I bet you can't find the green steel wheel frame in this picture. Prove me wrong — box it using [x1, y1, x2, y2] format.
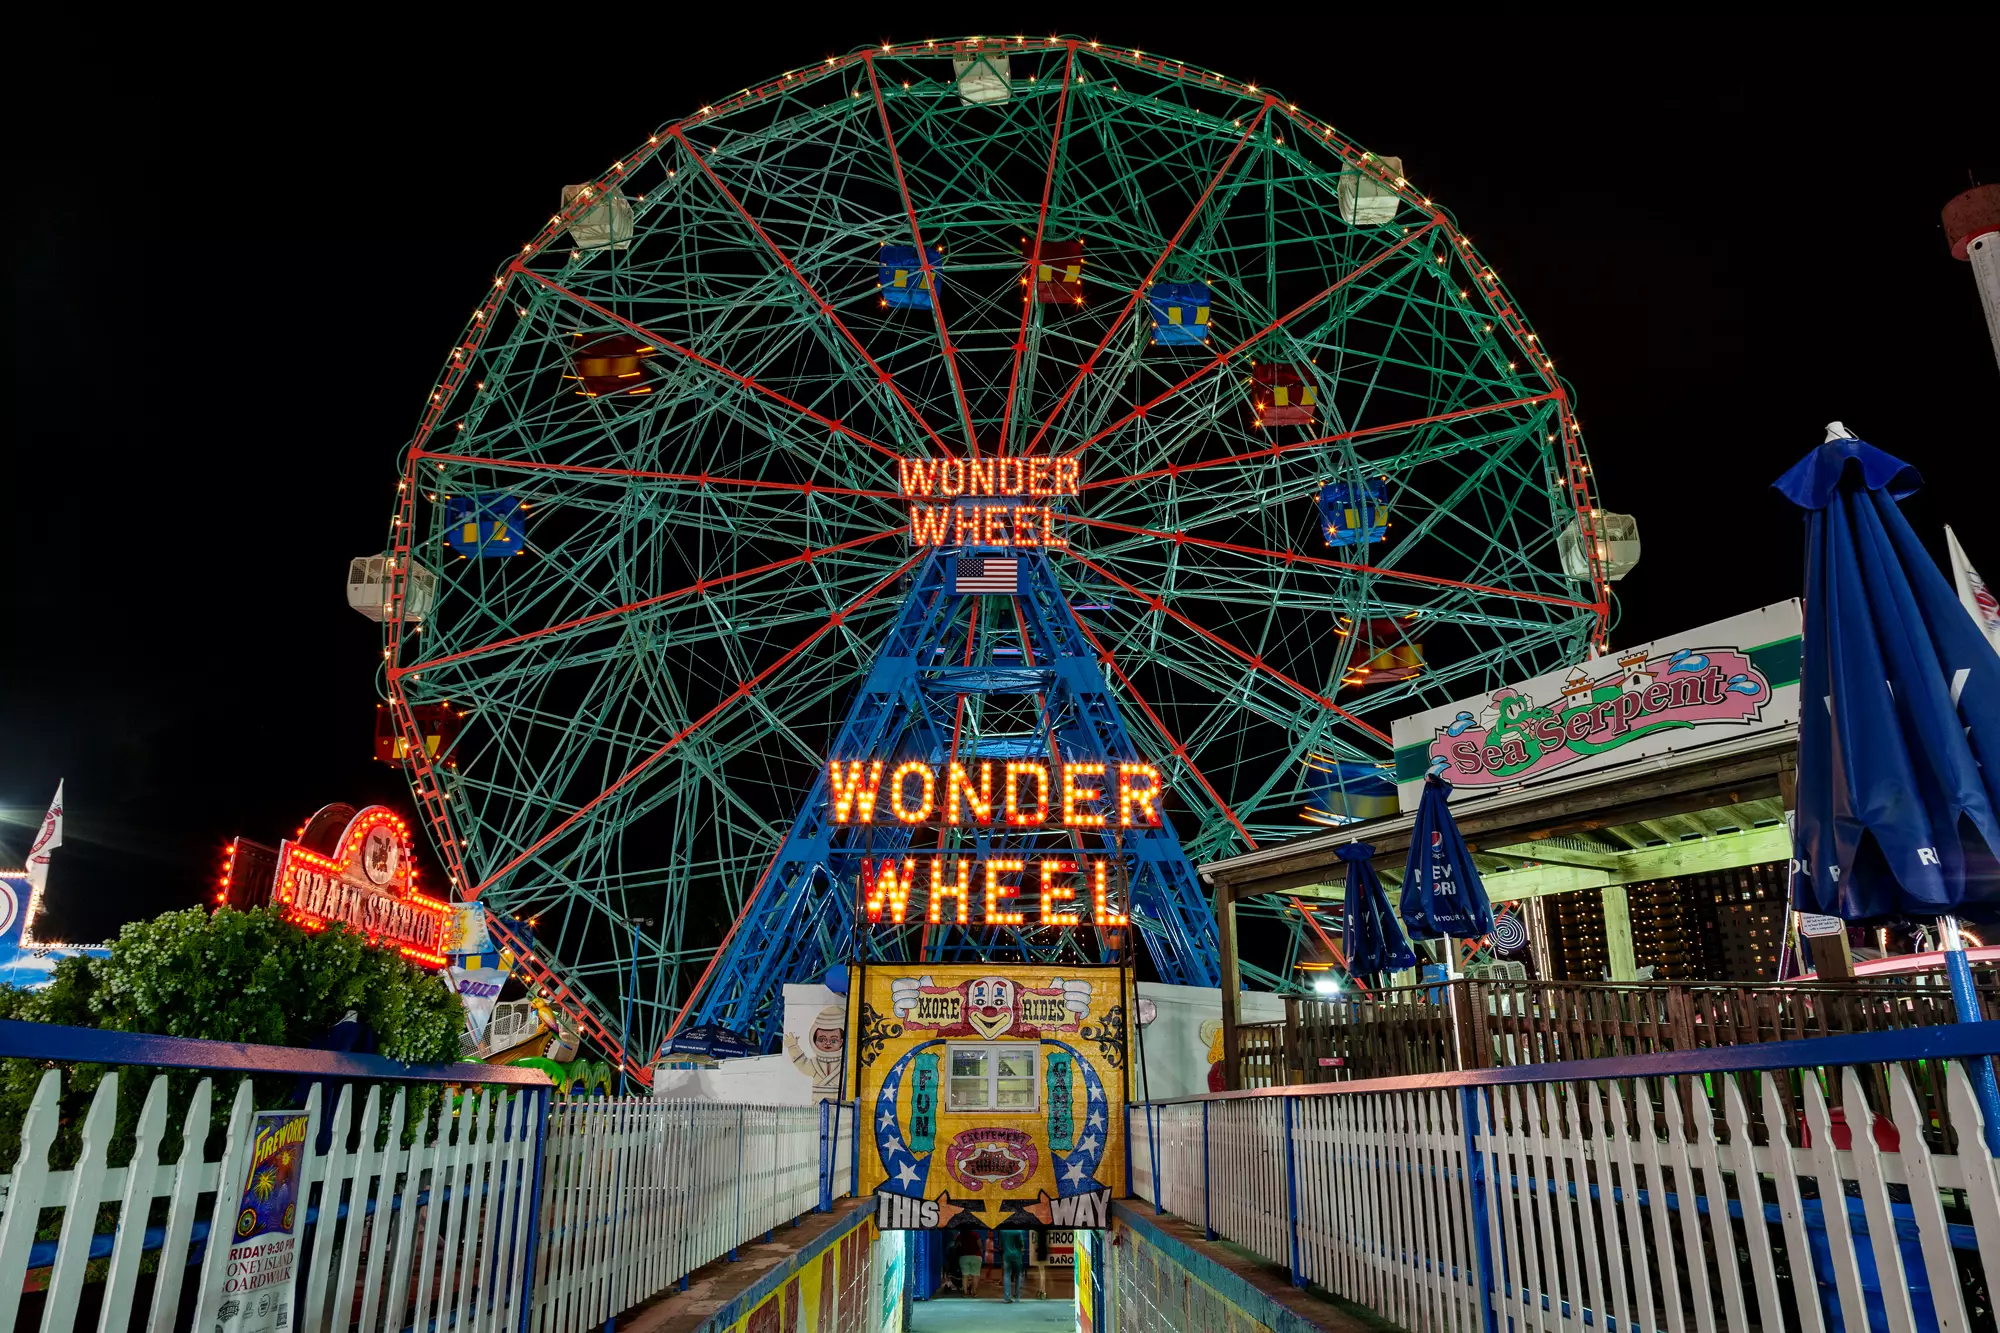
[376, 36, 1615, 1075]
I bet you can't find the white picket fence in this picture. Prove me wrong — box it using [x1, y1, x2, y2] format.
[0, 1067, 543, 1333]
[528, 1100, 839, 1333]
[0, 1057, 856, 1333]
[1132, 1043, 2000, 1333]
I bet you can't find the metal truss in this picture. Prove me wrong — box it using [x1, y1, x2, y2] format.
[682, 548, 1222, 1044]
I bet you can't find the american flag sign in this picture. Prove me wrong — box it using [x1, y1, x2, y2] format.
[954, 556, 1021, 594]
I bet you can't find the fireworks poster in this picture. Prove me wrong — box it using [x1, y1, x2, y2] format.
[214, 1111, 309, 1333]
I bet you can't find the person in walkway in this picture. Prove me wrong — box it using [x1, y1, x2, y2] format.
[956, 1229, 984, 1297]
[1000, 1229, 1028, 1303]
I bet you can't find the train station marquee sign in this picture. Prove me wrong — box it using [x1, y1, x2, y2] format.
[271, 806, 451, 968]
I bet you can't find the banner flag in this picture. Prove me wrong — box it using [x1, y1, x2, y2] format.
[24, 781, 62, 897]
[1947, 526, 2000, 658]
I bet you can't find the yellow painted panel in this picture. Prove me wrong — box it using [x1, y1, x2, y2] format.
[856, 964, 1124, 1231]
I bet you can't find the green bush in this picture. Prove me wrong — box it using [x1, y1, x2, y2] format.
[0, 906, 467, 1165]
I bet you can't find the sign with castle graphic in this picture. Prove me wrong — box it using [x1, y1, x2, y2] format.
[854, 964, 1124, 1231]
[1391, 602, 1802, 811]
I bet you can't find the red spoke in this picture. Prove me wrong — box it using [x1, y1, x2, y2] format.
[510, 267, 903, 461]
[866, 55, 979, 455]
[1081, 393, 1560, 493]
[671, 128, 956, 457]
[1068, 552, 1391, 745]
[1022, 98, 1274, 458]
[393, 526, 904, 678]
[999, 42, 1077, 452]
[1069, 617, 1258, 848]
[410, 449, 903, 503]
[465, 552, 923, 900]
[1059, 222, 1440, 460]
[1070, 516, 1603, 613]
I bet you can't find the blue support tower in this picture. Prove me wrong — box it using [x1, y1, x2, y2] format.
[681, 546, 1221, 1047]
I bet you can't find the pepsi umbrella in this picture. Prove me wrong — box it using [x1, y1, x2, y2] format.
[1339, 843, 1418, 982]
[1775, 426, 2000, 922]
[1400, 775, 1495, 942]
[1775, 424, 2000, 1146]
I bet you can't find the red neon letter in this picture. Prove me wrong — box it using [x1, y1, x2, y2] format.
[828, 760, 884, 823]
[889, 761, 936, 823]
[1118, 763, 1164, 827]
[929, 858, 972, 924]
[864, 857, 917, 924]
[985, 858, 1026, 925]
[1040, 858, 1080, 926]
[1093, 862, 1129, 924]
[1005, 762, 1050, 825]
[909, 505, 951, 545]
[946, 761, 995, 825]
[1062, 763, 1107, 827]
[897, 458, 937, 496]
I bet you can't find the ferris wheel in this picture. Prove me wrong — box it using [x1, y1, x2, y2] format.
[365, 37, 1619, 1073]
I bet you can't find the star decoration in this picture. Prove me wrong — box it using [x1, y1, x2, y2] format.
[895, 1160, 920, 1187]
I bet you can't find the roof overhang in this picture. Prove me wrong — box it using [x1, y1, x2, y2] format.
[1206, 723, 1798, 903]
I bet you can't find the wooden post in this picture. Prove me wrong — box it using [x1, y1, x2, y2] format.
[1282, 997, 1300, 1087]
[1809, 930, 1856, 981]
[1601, 884, 1638, 981]
[1216, 878, 1243, 1091]
[1450, 981, 1487, 1071]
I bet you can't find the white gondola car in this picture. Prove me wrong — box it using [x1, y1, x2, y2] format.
[1559, 509, 1641, 582]
[953, 50, 1011, 105]
[561, 184, 634, 251]
[347, 554, 437, 623]
[1338, 154, 1405, 227]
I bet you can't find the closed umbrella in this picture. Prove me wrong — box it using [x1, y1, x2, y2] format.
[1775, 423, 2000, 1142]
[1401, 775, 1495, 953]
[1339, 843, 1417, 984]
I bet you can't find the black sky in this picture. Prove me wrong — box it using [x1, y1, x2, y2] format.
[4, 18, 1993, 944]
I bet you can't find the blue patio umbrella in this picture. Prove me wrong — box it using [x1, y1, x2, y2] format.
[1400, 775, 1495, 943]
[1339, 843, 1418, 982]
[1775, 426, 2000, 921]
[1775, 423, 2000, 1146]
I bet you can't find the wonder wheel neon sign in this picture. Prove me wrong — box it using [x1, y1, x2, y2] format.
[898, 452, 1078, 548]
[830, 758, 1156, 928]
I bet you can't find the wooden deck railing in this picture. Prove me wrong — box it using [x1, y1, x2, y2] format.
[1236, 966, 1998, 1092]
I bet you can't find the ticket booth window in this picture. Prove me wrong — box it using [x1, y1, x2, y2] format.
[947, 1043, 1038, 1111]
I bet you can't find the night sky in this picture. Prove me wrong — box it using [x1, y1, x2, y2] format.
[4, 20, 1992, 948]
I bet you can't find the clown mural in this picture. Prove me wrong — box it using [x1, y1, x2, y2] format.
[855, 964, 1125, 1232]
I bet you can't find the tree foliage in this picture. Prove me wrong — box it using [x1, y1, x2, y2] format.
[1, 906, 466, 1164]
